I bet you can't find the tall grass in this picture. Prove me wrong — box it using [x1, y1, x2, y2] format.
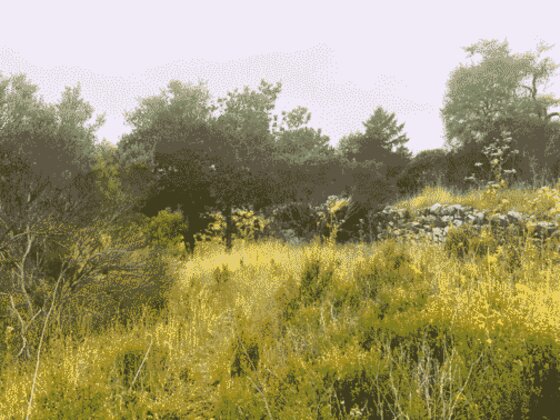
[395, 185, 539, 214]
[1, 224, 559, 418]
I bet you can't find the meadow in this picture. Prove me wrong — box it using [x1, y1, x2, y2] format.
[1, 187, 559, 419]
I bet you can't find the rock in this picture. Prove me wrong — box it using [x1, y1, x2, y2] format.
[533, 221, 558, 238]
[365, 202, 557, 246]
[490, 214, 508, 228]
[474, 212, 486, 223]
[397, 209, 408, 219]
[432, 227, 444, 236]
[440, 206, 452, 216]
[434, 218, 448, 228]
[466, 214, 477, 223]
[507, 211, 524, 223]
[441, 215, 453, 224]
[449, 204, 465, 216]
[430, 203, 443, 215]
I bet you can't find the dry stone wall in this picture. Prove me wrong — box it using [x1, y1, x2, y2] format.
[370, 203, 559, 243]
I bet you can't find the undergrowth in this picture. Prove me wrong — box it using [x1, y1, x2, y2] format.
[1, 187, 560, 418]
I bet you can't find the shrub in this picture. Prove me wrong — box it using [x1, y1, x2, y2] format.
[300, 257, 335, 305]
[144, 209, 187, 255]
[198, 208, 270, 243]
[267, 202, 321, 242]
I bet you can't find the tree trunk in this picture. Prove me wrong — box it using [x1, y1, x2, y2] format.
[224, 206, 233, 252]
[183, 214, 196, 254]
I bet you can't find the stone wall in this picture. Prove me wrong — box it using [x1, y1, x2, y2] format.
[369, 203, 559, 243]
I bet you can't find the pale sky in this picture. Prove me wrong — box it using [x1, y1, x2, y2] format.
[1, 0, 559, 153]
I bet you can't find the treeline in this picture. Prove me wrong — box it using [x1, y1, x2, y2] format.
[1, 39, 559, 254]
[119, 39, 560, 248]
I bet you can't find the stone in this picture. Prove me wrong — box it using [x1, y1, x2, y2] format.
[397, 209, 408, 219]
[441, 215, 453, 224]
[490, 214, 508, 227]
[466, 214, 477, 223]
[430, 203, 443, 215]
[474, 211, 486, 221]
[449, 204, 465, 216]
[507, 211, 524, 223]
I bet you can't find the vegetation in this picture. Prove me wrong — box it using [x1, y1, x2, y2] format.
[1, 38, 560, 418]
[1, 226, 560, 418]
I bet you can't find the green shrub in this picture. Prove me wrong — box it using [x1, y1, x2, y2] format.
[300, 257, 335, 305]
[145, 209, 187, 255]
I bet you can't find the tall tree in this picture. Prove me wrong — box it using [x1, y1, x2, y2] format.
[118, 80, 217, 251]
[0, 74, 103, 183]
[214, 80, 282, 249]
[337, 107, 411, 207]
[272, 106, 339, 203]
[0, 74, 123, 361]
[275, 106, 332, 162]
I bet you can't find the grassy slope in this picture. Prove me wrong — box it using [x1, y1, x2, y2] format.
[2, 189, 560, 418]
[395, 185, 546, 214]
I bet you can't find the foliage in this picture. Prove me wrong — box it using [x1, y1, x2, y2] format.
[397, 148, 449, 194]
[274, 107, 333, 162]
[317, 195, 352, 244]
[442, 40, 560, 183]
[0, 74, 103, 183]
[338, 106, 410, 162]
[197, 208, 270, 243]
[144, 209, 187, 255]
[528, 182, 560, 219]
[0, 74, 174, 373]
[4, 39, 560, 418]
[1, 226, 558, 418]
[464, 131, 519, 190]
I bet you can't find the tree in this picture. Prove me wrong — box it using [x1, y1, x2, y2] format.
[120, 79, 284, 251]
[397, 149, 449, 194]
[0, 74, 154, 364]
[118, 80, 218, 251]
[275, 106, 332, 162]
[336, 107, 411, 212]
[271, 106, 340, 203]
[442, 40, 559, 181]
[213, 80, 282, 249]
[338, 106, 410, 162]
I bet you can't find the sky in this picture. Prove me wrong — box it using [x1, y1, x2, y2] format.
[1, 0, 559, 153]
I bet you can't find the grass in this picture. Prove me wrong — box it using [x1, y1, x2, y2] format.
[2, 187, 560, 418]
[395, 185, 539, 214]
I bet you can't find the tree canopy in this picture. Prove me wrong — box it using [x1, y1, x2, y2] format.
[442, 39, 560, 162]
[338, 106, 410, 162]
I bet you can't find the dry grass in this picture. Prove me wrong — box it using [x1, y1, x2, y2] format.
[395, 185, 537, 213]
[2, 187, 560, 418]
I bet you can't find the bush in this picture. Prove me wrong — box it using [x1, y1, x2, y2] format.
[267, 202, 321, 242]
[198, 208, 270, 244]
[144, 209, 187, 255]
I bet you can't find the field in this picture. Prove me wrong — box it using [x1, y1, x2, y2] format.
[2, 186, 560, 418]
